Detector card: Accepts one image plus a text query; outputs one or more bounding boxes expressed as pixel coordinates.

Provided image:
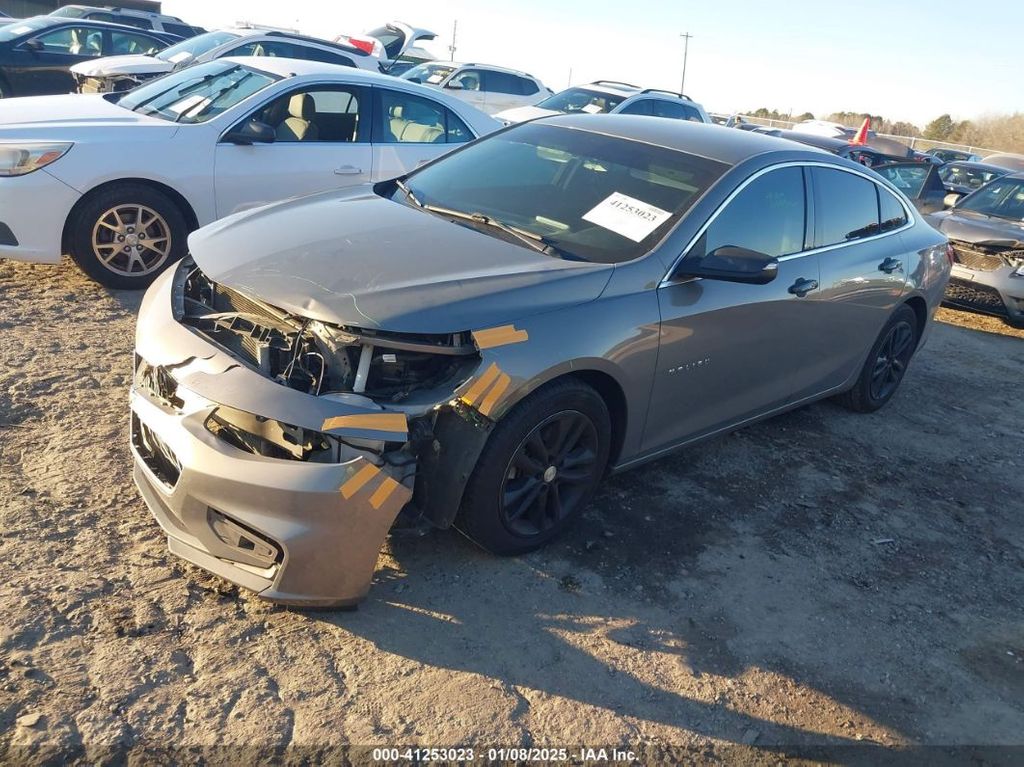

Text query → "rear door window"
[377,89,471,144]
[811,167,881,246]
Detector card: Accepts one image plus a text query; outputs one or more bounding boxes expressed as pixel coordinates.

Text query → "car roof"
[541,114,829,165]
[223,55,430,85]
[11,14,172,34]
[413,60,538,79]
[944,161,1008,172]
[228,29,369,56]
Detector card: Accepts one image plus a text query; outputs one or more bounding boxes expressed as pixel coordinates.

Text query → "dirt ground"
[0,258,1022,760]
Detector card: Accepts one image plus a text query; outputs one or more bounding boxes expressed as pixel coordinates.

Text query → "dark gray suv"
[131,116,952,606]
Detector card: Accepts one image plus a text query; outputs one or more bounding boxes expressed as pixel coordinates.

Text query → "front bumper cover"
[131,268,414,606]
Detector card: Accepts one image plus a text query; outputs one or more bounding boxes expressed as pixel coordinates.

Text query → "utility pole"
[448,20,457,61]
[567,67,572,87]
[679,32,693,95]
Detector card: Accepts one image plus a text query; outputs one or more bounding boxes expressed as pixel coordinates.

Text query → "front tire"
[455,378,611,555]
[67,183,188,289]
[836,305,919,413]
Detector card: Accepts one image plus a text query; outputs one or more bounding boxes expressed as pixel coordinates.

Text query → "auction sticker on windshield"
[582,192,671,242]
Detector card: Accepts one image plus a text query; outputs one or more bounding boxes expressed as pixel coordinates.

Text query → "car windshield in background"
[939,163,1007,190]
[117,61,277,124]
[956,177,1024,220]
[156,30,239,64]
[536,88,627,115]
[400,122,727,264]
[402,61,455,84]
[0,17,51,41]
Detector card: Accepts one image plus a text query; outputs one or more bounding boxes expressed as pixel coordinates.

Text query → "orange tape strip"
[322,413,408,436]
[368,476,402,510]
[460,362,501,407]
[478,372,511,417]
[339,463,380,499]
[473,325,529,350]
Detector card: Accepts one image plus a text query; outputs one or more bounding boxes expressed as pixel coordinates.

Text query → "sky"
[162,0,1020,127]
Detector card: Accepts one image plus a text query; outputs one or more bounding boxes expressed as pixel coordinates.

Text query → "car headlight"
[0,142,73,177]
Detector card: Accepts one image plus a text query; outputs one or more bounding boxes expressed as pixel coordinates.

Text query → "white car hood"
[70,54,170,78]
[0,94,177,138]
[495,104,559,124]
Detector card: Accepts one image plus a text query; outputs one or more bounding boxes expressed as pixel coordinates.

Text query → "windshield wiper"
[395,179,422,208]
[419,204,579,260]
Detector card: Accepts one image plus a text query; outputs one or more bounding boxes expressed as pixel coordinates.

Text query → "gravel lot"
[1,258,1022,759]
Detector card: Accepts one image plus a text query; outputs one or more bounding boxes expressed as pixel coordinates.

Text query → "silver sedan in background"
[131,116,951,606]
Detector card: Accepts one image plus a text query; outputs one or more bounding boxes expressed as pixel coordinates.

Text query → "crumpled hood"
[70,54,169,78]
[495,105,559,124]
[0,94,175,137]
[928,209,1024,246]
[189,187,614,334]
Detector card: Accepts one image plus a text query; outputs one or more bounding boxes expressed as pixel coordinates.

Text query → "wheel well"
[61,178,199,253]
[567,369,627,466]
[904,296,928,346]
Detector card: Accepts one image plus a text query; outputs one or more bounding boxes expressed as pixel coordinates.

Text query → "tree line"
[743,107,1024,153]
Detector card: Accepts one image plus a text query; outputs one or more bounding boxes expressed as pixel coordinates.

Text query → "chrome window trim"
[660,160,916,286]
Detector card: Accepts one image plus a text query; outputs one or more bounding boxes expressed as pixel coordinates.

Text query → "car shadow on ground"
[298,409,918,751]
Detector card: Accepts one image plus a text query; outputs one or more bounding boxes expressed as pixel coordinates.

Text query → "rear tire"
[836,305,919,413]
[67,183,188,290]
[455,378,611,555]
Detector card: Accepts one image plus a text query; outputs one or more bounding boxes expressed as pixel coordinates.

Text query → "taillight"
[945,242,955,266]
[347,37,376,54]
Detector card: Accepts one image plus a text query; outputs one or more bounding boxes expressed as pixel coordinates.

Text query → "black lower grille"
[132,413,182,488]
[944,278,1007,315]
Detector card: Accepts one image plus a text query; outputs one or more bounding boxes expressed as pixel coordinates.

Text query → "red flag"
[851,117,871,145]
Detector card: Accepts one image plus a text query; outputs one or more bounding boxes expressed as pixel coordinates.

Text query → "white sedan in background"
[0,56,498,288]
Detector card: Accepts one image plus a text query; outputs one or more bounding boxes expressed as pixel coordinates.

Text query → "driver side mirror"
[673,246,780,285]
[944,192,962,209]
[222,119,276,146]
[444,81,464,90]
[22,37,43,52]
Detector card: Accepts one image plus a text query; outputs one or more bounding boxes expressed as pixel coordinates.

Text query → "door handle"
[878,257,903,274]
[334,166,363,175]
[788,278,818,297]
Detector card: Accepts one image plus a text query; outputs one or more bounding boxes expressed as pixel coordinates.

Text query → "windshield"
[117,61,278,124]
[402,62,455,84]
[0,17,52,41]
[156,30,238,64]
[957,177,1024,221]
[536,87,629,115]
[399,123,727,264]
[939,163,1007,190]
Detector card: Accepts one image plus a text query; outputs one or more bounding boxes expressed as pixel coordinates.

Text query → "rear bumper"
[0,169,81,265]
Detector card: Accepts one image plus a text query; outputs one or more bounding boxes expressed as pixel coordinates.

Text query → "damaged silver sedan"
[131,116,951,606]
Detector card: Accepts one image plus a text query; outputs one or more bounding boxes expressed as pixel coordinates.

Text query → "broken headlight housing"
[177,263,480,402]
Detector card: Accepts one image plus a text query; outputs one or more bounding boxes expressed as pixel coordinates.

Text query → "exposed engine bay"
[177,263,481,403]
[949,239,1024,272]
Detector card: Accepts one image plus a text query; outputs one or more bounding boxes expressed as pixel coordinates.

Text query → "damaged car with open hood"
[928,172,1024,327]
[131,116,951,606]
